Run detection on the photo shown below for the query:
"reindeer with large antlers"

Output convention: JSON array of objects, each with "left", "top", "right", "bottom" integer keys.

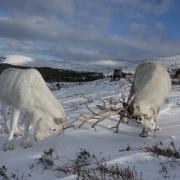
[{"left": 79, "top": 61, "right": 171, "bottom": 137}]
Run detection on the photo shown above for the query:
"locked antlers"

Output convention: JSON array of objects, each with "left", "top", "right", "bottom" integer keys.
[{"left": 79, "top": 101, "right": 129, "bottom": 133}]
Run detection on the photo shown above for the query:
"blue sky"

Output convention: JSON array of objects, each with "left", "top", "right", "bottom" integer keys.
[{"left": 0, "top": 0, "right": 179, "bottom": 62}]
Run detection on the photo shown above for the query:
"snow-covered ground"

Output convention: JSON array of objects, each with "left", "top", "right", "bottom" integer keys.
[
  {"left": 0, "top": 76, "right": 180, "bottom": 179},
  {"left": 156, "top": 55, "right": 180, "bottom": 74}
]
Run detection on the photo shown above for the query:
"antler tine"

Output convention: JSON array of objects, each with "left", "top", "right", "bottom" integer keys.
[
  {"left": 79, "top": 102, "right": 112, "bottom": 129},
  {"left": 91, "top": 112, "right": 111, "bottom": 128},
  {"left": 79, "top": 113, "right": 97, "bottom": 128},
  {"left": 86, "top": 101, "right": 120, "bottom": 128},
  {"left": 110, "top": 117, "right": 123, "bottom": 134},
  {"left": 91, "top": 110, "right": 120, "bottom": 128},
  {"left": 78, "top": 102, "right": 103, "bottom": 128},
  {"left": 111, "top": 112, "right": 127, "bottom": 133},
  {"left": 110, "top": 108, "right": 130, "bottom": 133},
  {"left": 85, "top": 102, "right": 101, "bottom": 116},
  {"left": 96, "top": 101, "right": 109, "bottom": 111}
]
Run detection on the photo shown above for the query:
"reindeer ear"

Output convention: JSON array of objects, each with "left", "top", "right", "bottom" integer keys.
[{"left": 53, "top": 118, "right": 64, "bottom": 125}]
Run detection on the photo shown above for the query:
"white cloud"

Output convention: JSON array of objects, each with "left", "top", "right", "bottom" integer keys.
[
  {"left": 128, "top": 23, "right": 148, "bottom": 37},
  {"left": 0, "top": 0, "right": 178, "bottom": 62},
  {"left": 155, "top": 22, "right": 165, "bottom": 32}
]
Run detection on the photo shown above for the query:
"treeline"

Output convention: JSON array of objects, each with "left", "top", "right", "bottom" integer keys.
[{"left": 0, "top": 63, "right": 104, "bottom": 82}]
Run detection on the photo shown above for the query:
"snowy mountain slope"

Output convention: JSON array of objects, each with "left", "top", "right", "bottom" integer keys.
[
  {"left": 1, "top": 55, "right": 138, "bottom": 72},
  {"left": 2, "top": 54, "right": 180, "bottom": 74},
  {"left": 0, "top": 78, "right": 180, "bottom": 179},
  {"left": 155, "top": 55, "right": 180, "bottom": 72}
]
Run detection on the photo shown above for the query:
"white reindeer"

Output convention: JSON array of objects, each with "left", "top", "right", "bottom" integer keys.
[
  {"left": 0, "top": 68, "right": 68, "bottom": 150},
  {"left": 126, "top": 61, "right": 171, "bottom": 137},
  {"left": 77, "top": 62, "right": 171, "bottom": 137}
]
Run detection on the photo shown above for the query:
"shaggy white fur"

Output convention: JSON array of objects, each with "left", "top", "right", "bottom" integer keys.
[
  {"left": 127, "top": 61, "right": 171, "bottom": 137},
  {"left": 0, "top": 104, "right": 20, "bottom": 136},
  {"left": 0, "top": 68, "right": 68, "bottom": 150}
]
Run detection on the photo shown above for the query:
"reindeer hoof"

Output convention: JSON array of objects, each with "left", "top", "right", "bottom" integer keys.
[
  {"left": 20, "top": 141, "right": 32, "bottom": 148},
  {"left": 3, "top": 141, "right": 14, "bottom": 151},
  {"left": 14, "top": 130, "right": 21, "bottom": 137},
  {"left": 139, "top": 129, "right": 151, "bottom": 137},
  {"left": 154, "top": 126, "right": 160, "bottom": 132}
]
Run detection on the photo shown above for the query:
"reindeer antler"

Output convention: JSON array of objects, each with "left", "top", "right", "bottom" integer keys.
[
  {"left": 79, "top": 102, "right": 115, "bottom": 129},
  {"left": 79, "top": 101, "right": 129, "bottom": 133}
]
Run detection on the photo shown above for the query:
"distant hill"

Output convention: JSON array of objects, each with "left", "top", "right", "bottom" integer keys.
[
  {"left": 155, "top": 55, "right": 180, "bottom": 73},
  {"left": 2, "top": 55, "right": 138, "bottom": 73},
  {"left": 0, "top": 63, "right": 104, "bottom": 82},
  {"left": 1, "top": 54, "right": 180, "bottom": 77}
]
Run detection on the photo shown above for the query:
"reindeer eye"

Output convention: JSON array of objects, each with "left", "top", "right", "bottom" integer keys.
[{"left": 53, "top": 129, "right": 57, "bottom": 132}]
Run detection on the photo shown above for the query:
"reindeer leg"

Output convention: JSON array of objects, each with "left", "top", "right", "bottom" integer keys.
[
  {"left": 1, "top": 104, "right": 9, "bottom": 134},
  {"left": 20, "top": 113, "right": 32, "bottom": 148},
  {"left": 139, "top": 116, "right": 152, "bottom": 138},
  {"left": 3, "top": 108, "right": 20, "bottom": 151},
  {"left": 154, "top": 118, "right": 160, "bottom": 131},
  {"left": 151, "top": 109, "right": 160, "bottom": 132},
  {"left": 139, "top": 127, "right": 151, "bottom": 137},
  {"left": 14, "top": 112, "right": 22, "bottom": 137},
  {"left": 1, "top": 104, "right": 21, "bottom": 136}
]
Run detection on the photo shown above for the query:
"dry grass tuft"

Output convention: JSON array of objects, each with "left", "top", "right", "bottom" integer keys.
[
  {"left": 146, "top": 141, "right": 180, "bottom": 159},
  {"left": 37, "top": 148, "right": 143, "bottom": 180}
]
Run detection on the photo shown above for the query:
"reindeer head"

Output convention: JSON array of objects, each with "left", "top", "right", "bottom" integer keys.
[
  {"left": 127, "top": 101, "right": 156, "bottom": 131},
  {"left": 34, "top": 117, "right": 68, "bottom": 141}
]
